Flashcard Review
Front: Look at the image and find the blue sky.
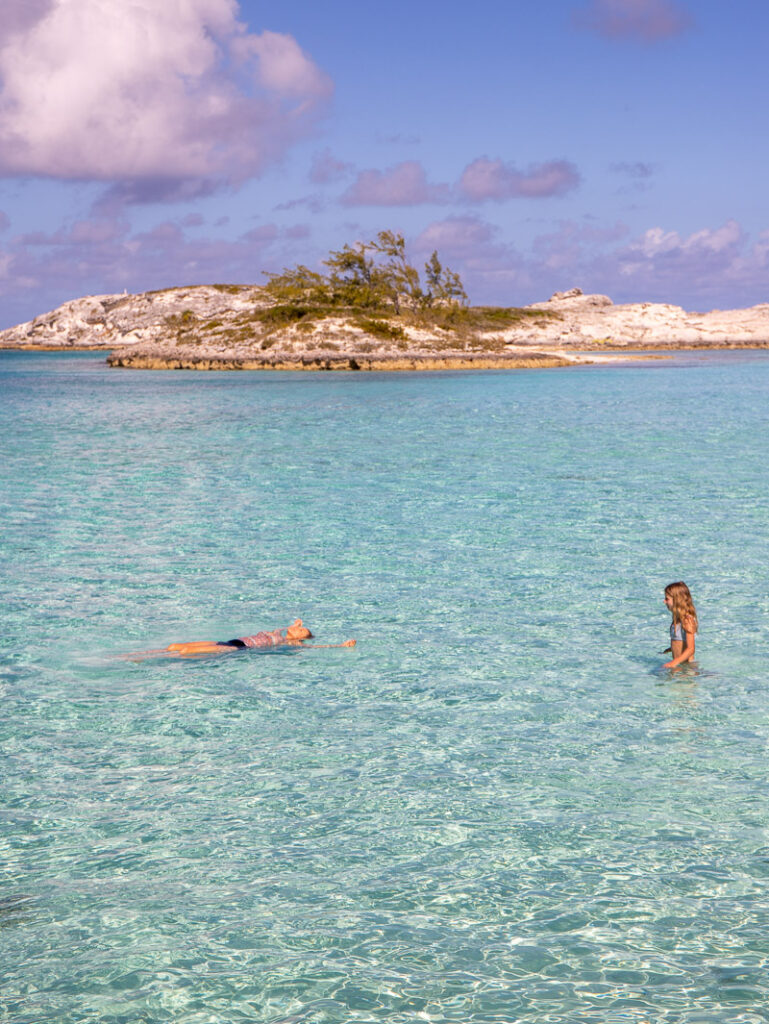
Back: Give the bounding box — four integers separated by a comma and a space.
0, 0, 767, 328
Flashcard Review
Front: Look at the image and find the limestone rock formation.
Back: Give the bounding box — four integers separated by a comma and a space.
2, 284, 768, 369
519, 290, 769, 346
0, 285, 267, 349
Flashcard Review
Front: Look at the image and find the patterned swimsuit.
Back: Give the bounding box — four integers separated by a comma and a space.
223, 628, 286, 649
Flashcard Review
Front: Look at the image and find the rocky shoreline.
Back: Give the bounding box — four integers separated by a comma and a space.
2, 284, 768, 370
105, 350, 576, 372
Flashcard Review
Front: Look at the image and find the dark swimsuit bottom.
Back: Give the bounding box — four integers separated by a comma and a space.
221, 639, 247, 648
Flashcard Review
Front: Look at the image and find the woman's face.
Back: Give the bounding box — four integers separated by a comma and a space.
664, 593, 674, 610
286, 620, 311, 641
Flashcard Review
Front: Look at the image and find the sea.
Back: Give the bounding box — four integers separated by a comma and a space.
2, 349, 769, 1024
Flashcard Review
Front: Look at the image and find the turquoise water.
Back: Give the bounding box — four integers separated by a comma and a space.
2, 350, 769, 1024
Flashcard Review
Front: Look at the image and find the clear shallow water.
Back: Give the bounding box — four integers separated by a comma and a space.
2, 350, 769, 1024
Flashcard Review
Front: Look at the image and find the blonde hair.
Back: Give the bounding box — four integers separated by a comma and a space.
665, 581, 698, 632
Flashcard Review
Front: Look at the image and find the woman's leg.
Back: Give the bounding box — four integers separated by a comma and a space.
165, 641, 234, 656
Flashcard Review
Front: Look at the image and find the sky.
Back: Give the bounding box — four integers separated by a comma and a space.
0, 0, 767, 327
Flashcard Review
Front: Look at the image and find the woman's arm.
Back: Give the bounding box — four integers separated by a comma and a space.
301, 639, 356, 649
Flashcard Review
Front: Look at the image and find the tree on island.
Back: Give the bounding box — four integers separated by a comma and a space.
264, 231, 467, 316
257, 231, 554, 342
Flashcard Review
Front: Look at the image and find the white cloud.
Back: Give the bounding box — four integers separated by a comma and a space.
629, 219, 742, 259
0, 0, 332, 191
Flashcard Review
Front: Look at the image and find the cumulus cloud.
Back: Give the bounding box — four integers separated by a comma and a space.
577, 219, 762, 306
410, 216, 766, 309
340, 161, 450, 207
0, 0, 332, 194
625, 219, 742, 261
459, 158, 580, 201
575, 0, 691, 41
1, 0, 55, 37
582, 219, 769, 308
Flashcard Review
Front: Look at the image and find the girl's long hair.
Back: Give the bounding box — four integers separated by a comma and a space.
665, 581, 698, 632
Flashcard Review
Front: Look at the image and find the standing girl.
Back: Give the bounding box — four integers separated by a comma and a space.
663, 581, 698, 668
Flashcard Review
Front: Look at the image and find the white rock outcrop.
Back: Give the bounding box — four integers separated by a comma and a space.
0, 285, 266, 348
2, 283, 768, 353
513, 287, 769, 346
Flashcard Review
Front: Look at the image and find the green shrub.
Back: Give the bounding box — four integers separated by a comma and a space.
253, 304, 316, 327
356, 317, 407, 340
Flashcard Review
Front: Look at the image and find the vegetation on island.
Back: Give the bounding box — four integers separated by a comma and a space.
257, 232, 559, 347
157, 232, 560, 353
263, 231, 465, 320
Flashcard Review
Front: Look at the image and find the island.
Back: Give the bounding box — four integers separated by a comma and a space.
2, 233, 768, 370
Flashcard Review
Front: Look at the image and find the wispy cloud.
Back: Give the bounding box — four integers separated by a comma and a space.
0, 212, 315, 325
337, 157, 580, 207
533, 220, 631, 268
415, 216, 497, 255
309, 149, 354, 185
414, 217, 528, 301
574, 0, 691, 42
458, 158, 580, 201
611, 161, 655, 179
273, 194, 326, 214
340, 161, 451, 207
0, 1, 332, 197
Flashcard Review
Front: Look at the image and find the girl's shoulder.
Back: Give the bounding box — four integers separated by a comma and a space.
682, 614, 697, 633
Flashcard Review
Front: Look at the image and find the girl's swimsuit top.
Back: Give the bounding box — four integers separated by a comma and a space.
239, 628, 286, 648
670, 620, 690, 644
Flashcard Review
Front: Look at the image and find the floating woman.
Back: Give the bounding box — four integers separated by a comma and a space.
126, 619, 356, 659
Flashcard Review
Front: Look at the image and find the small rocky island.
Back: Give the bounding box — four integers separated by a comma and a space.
2, 233, 768, 370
